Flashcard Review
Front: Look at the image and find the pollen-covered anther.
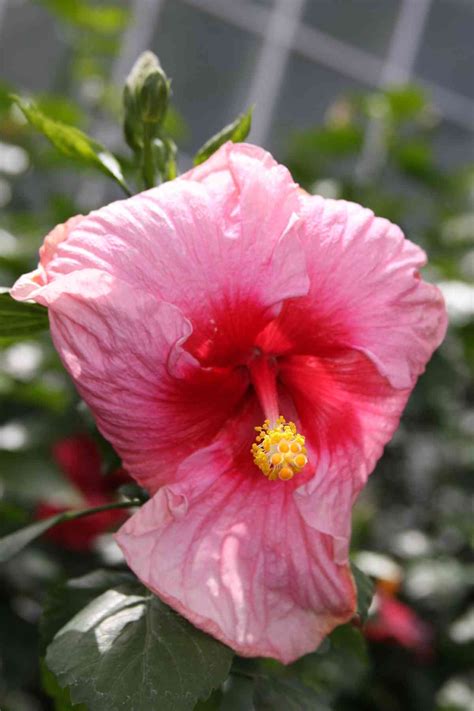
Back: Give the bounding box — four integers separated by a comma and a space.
251, 416, 308, 482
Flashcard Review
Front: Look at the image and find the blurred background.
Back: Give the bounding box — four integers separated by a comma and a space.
0, 1, 473, 710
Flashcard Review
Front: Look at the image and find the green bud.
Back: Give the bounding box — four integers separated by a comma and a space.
123, 51, 174, 187
123, 85, 141, 152
125, 51, 170, 126
152, 137, 177, 182
139, 69, 170, 124
151, 137, 167, 173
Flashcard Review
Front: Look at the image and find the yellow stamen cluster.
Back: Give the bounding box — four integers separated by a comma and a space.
251, 416, 307, 481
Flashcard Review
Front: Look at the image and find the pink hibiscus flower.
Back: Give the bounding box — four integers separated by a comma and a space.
11, 143, 447, 662
37, 434, 129, 551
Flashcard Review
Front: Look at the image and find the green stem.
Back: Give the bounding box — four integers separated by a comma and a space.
0, 499, 143, 564
57, 499, 142, 523
142, 122, 156, 189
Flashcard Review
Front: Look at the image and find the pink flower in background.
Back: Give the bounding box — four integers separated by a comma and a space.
12, 143, 447, 662
364, 592, 433, 658
37, 434, 128, 551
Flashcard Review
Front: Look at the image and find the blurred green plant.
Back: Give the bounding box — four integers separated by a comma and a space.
38, 0, 129, 35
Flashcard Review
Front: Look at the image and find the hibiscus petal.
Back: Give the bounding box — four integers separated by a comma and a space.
20, 269, 247, 492
279, 351, 411, 558
10, 215, 84, 300
33, 143, 308, 367
116, 437, 356, 663
259, 195, 447, 389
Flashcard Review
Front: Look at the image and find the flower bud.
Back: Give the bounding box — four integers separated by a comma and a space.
125, 51, 170, 127
139, 69, 170, 124
123, 85, 141, 152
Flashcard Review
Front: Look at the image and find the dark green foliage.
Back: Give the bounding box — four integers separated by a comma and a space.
45, 578, 233, 711
41, 660, 88, 711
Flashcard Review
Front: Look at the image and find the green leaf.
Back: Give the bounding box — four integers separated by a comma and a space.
0, 514, 67, 564
12, 96, 131, 194
41, 570, 136, 652
45, 580, 234, 711
0, 291, 49, 340
36, 94, 87, 127
193, 688, 223, 711
41, 659, 88, 711
0, 501, 139, 563
194, 108, 252, 166
253, 677, 331, 711
351, 562, 375, 623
